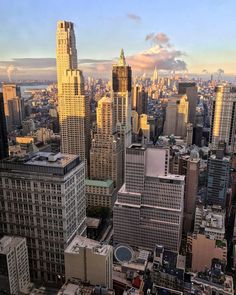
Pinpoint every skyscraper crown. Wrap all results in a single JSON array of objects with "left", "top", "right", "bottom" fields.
[{"left": 118, "top": 48, "right": 126, "bottom": 66}]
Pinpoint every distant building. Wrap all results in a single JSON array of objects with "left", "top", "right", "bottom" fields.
[
  {"left": 178, "top": 82, "right": 198, "bottom": 125},
  {"left": 114, "top": 144, "right": 185, "bottom": 251},
  {"left": 0, "top": 236, "right": 30, "bottom": 295},
  {"left": 22, "top": 119, "right": 35, "bottom": 135},
  {"left": 0, "top": 152, "right": 86, "bottom": 283},
  {"left": 206, "top": 153, "right": 230, "bottom": 208},
  {"left": 112, "top": 49, "right": 132, "bottom": 180},
  {"left": 139, "top": 114, "right": 150, "bottom": 141},
  {"left": 90, "top": 97, "right": 122, "bottom": 189},
  {"left": 65, "top": 236, "right": 113, "bottom": 289},
  {"left": 209, "top": 85, "right": 236, "bottom": 153},
  {"left": 0, "top": 93, "right": 8, "bottom": 160},
  {"left": 2, "top": 83, "right": 23, "bottom": 132},
  {"left": 163, "top": 95, "right": 189, "bottom": 138},
  {"left": 131, "top": 110, "right": 139, "bottom": 134},
  {"left": 187, "top": 233, "right": 227, "bottom": 272},
  {"left": 85, "top": 179, "right": 115, "bottom": 208}
]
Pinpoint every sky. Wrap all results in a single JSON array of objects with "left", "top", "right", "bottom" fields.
[{"left": 0, "top": 0, "right": 236, "bottom": 80}]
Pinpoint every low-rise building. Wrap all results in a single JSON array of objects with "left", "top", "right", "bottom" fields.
[
  {"left": 194, "top": 205, "right": 225, "bottom": 240},
  {"left": 85, "top": 179, "right": 115, "bottom": 208},
  {"left": 187, "top": 233, "right": 227, "bottom": 272},
  {"left": 64, "top": 236, "right": 113, "bottom": 289},
  {"left": 0, "top": 236, "right": 31, "bottom": 295}
]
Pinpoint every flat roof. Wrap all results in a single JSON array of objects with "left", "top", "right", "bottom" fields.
[
  {"left": 0, "top": 236, "right": 25, "bottom": 255},
  {"left": 65, "top": 235, "right": 112, "bottom": 256},
  {"left": 85, "top": 179, "right": 113, "bottom": 188}
]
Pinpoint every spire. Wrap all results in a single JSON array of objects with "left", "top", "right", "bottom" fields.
[{"left": 118, "top": 48, "right": 126, "bottom": 66}]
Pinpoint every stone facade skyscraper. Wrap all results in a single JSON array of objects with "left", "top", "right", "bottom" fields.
[
  {"left": 56, "top": 21, "right": 77, "bottom": 95},
  {"left": 56, "top": 21, "right": 90, "bottom": 165},
  {"left": 0, "top": 152, "right": 86, "bottom": 283},
  {"left": 90, "top": 97, "right": 122, "bottom": 189},
  {"left": 112, "top": 49, "right": 132, "bottom": 179}
]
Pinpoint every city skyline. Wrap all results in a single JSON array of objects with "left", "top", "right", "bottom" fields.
[{"left": 0, "top": 0, "right": 236, "bottom": 80}]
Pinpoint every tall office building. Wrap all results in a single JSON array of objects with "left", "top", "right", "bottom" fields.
[
  {"left": 56, "top": 21, "right": 77, "bottom": 95},
  {"left": 56, "top": 21, "right": 90, "bottom": 164},
  {"left": 2, "top": 83, "right": 22, "bottom": 132},
  {"left": 113, "top": 144, "right": 185, "bottom": 251},
  {"left": 152, "top": 67, "right": 158, "bottom": 84},
  {"left": 112, "top": 49, "right": 132, "bottom": 177},
  {"left": 90, "top": 97, "right": 122, "bottom": 188},
  {"left": 65, "top": 236, "right": 113, "bottom": 289},
  {"left": 178, "top": 82, "right": 198, "bottom": 125},
  {"left": 132, "top": 85, "right": 148, "bottom": 115},
  {"left": 139, "top": 114, "right": 150, "bottom": 141},
  {"left": 164, "top": 95, "right": 189, "bottom": 138},
  {"left": 209, "top": 85, "right": 236, "bottom": 153},
  {"left": 0, "top": 236, "right": 30, "bottom": 295},
  {"left": 0, "top": 152, "right": 86, "bottom": 283},
  {"left": 179, "top": 152, "right": 200, "bottom": 233},
  {"left": 0, "top": 93, "right": 9, "bottom": 160},
  {"left": 207, "top": 152, "right": 230, "bottom": 208},
  {"left": 58, "top": 69, "right": 90, "bottom": 162}
]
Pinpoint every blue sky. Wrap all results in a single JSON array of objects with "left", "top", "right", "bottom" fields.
[{"left": 0, "top": 0, "right": 236, "bottom": 79}]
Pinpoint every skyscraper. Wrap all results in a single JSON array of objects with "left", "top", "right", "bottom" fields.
[
  {"left": 90, "top": 96, "right": 122, "bottom": 188},
  {"left": 163, "top": 95, "right": 189, "bottom": 138},
  {"left": 209, "top": 85, "right": 236, "bottom": 153},
  {"left": 56, "top": 21, "right": 77, "bottom": 95},
  {"left": 2, "top": 83, "right": 22, "bottom": 132},
  {"left": 112, "top": 49, "right": 132, "bottom": 179},
  {"left": 0, "top": 152, "right": 86, "bottom": 283},
  {"left": 206, "top": 152, "right": 230, "bottom": 208},
  {"left": 58, "top": 69, "right": 90, "bottom": 162},
  {"left": 178, "top": 82, "right": 198, "bottom": 125},
  {"left": 113, "top": 144, "right": 185, "bottom": 251},
  {"left": 56, "top": 21, "right": 90, "bottom": 165},
  {"left": 0, "top": 93, "right": 9, "bottom": 160}
]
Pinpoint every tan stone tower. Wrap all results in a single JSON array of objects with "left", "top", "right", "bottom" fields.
[
  {"left": 56, "top": 21, "right": 90, "bottom": 167},
  {"left": 90, "top": 96, "right": 122, "bottom": 189}
]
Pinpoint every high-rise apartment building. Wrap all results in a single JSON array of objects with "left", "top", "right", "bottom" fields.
[
  {"left": 90, "top": 97, "right": 122, "bottom": 189},
  {"left": 56, "top": 21, "right": 77, "bottom": 95},
  {"left": 207, "top": 152, "right": 230, "bottom": 207},
  {"left": 164, "top": 95, "right": 189, "bottom": 138},
  {"left": 2, "top": 83, "right": 22, "bottom": 132},
  {"left": 0, "top": 236, "right": 30, "bottom": 295},
  {"left": 0, "top": 93, "right": 9, "bottom": 160},
  {"left": 112, "top": 49, "right": 132, "bottom": 179},
  {"left": 178, "top": 82, "right": 198, "bottom": 125},
  {"left": 65, "top": 235, "right": 113, "bottom": 289},
  {"left": 209, "top": 85, "right": 236, "bottom": 153},
  {"left": 0, "top": 152, "right": 86, "bottom": 283},
  {"left": 56, "top": 21, "right": 90, "bottom": 165},
  {"left": 113, "top": 144, "right": 185, "bottom": 251}
]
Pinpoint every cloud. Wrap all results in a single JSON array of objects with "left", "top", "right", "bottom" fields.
[
  {"left": 127, "top": 13, "right": 141, "bottom": 22},
  {"left": 127, "top": 45, "right": 187, "bottom": 72},
  {"left": 145, "top": 32, "right": 170, "bottom": 47}
]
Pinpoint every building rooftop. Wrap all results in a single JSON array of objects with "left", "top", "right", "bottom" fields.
[
  {"left": 158, "top": 174, "right": 185, "bottom": 182},
  {"left": 195, "top": 206, "right": 225, "bottom": 234},
  {"left": 65, "top": 235, "right": 112, "bottom": 256},
  {"left": 86, "top": 217, "right": 101, "bottom": 229},
  {"left": 0, "top": 152, "right": 81, "bottom": 176},
  {"left": 0, "top": 236, "right": 25, "bottom": 255},
  {"left": 85, "top": 179, "right": 113, "bottom": 188},
  {"left": 57, "top": 282, "right": 114, "bottom": 295}
]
